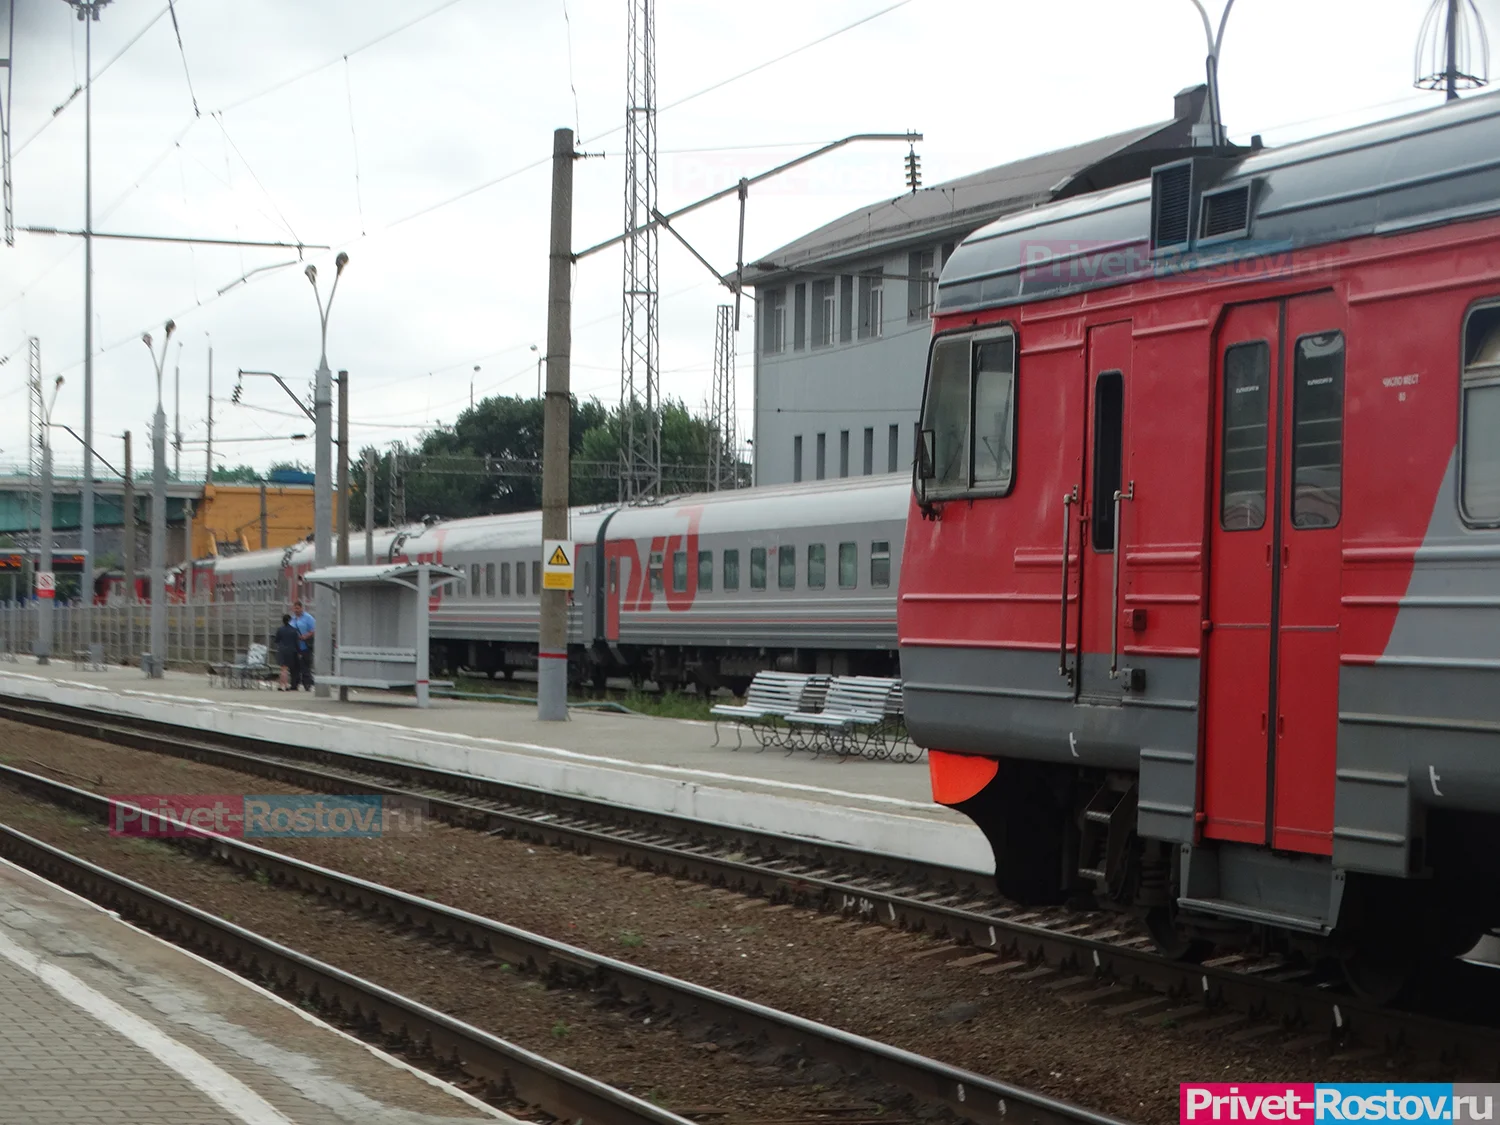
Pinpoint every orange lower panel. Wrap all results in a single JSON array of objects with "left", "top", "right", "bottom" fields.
[{"left": 928, "top": 749, "right": 999, "bottom": 806}]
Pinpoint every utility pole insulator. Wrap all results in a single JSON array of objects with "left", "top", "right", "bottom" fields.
[{"left": 905, "top": 146, "right": 922, "bottom": 193}]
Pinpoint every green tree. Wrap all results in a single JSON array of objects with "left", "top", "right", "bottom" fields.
[{"left": 211, "top": 464, "right": 261, "bottom": 484}]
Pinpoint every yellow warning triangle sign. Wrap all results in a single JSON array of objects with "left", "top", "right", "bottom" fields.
[{"left": 547, "top": 545, "right": 571, "bottom": 567}]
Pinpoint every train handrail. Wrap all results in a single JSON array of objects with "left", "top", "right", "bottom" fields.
[
  {"left": 1059, "top": 487, "right": 1077, "bottom": 682},
  {"left": 1109, "top": 481, "right": 1135, "bottom": 678}
]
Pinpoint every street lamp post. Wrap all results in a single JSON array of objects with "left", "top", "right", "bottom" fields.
[
  {"left": 36, "top": 376, "right": 65, "bottom": 665},
  {"left": 306, "top": 253, "right": 348, "bottom": 699},
  {"left": 142, "top": 320, "right": 175, "bottom": 677},
  {"left": 530, "top": 344, "right": 545, "bottom": 399}
]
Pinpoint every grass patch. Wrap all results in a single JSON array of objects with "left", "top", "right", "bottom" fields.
[
  {"left": 550, "top": 1021, "right": 572, "bottom": 1040},
  {"left": 617, "top": 930, "right": 645, "bottom": 948}
]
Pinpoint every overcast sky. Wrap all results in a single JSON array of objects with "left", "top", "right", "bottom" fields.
[{"left": 1, "top": 0, "right": 1492, "bottom": 476}]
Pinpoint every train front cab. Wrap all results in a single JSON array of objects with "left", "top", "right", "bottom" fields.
[{"left": 901, "top": 210, "right": 1500, "bottom": 991}]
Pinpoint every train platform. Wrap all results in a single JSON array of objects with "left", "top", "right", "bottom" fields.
[
  {"left": 0, "top": 855, "right": 510, "bottom": 1125},
  {"left": 0, "top": 661, "right": 992, "bottom": 874}
]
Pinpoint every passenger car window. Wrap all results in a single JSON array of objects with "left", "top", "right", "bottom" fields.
[
  {"left": 1221, "top": 341, "right": 1270, "bottom": 531},
  {"left": 698, "top": 550, "right": 713, "bottom": 592},
  {"left": 870, "top": 541, "right": 891, "bottom": 588},
  {"left": 723, "top": 549, "right": 740, "bottom": 590},
  {"left": 921, "top": 337, "right": 970, "bottom": 489},
  {"left": 672, "top": 550, "right": 687, "bottom": 593},
  {"left": 471, "top": 564, "right": 481, "bottom": 598},
  {"left": 838, "top": 542, "right": 857, "bottom": 588},
  {"left": 972, "top": 336, "right": 1016, "bottom": 489},
  {"left": 778, "top": 547, "right": 796, "bottom": 590},
  {"left": 1462, "top": 304, "right": 1500, "bottom": 525},
  {"left": 485, "top": 563, "right": 496, "bottom": 597},
  {"left": 1291, "top": 332, "right": 1345, "bottom": 529},
  {"left": 807, "top": 544, "right": 826, "bottom": 589},
  {"left": 516, "top": 561, "right": 526, "bottom": 596},
  {"left": 749, "top": 547, "right": 766, "bottom": 590},
  {"left": 532, "top": 560, "right": 541, "bottom": 594},
  {"left": 501, "top": 562, "right": 511, "bottom": 595},
  {"left": 648, "top": 551, "right": 663, "bottom": 593}
]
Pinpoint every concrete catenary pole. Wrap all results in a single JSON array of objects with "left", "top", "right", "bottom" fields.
[
  {"left": 122, "top": 431, "right": 135, "bottom": 601},
  {"left": 37, "top": 378, "right": 61, "bottom": 664},
  {"left": 205, "top": 343, "right": 213, "bottom": 481},
  {"left": 258, "top": 482, "right": 267, "bottom": 550},
  {"left": 307, "top": 254, "right": 348, "bottom": 699},
  {"left": 144, "top": 321, "right": 174, "bottom": 677},
  {"left": 364, "top": 448, "right": 375, "bottom": 564},
  {"left": 336, "top": 369, "right": 350, "bottom": 702},
  {"left": 538, "top": 126, "right": 573, "bottom": 722}
]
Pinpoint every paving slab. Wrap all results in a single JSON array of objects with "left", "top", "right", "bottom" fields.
[
  {"left": 0, "top": 662, "right": 993, "bottom": 874},
  {"left": 0, "top": 856, "right": 511, "bottom": 1125}
]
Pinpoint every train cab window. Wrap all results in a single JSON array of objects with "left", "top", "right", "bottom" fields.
[
  {"left": 698, "top": 550, "right": 713, "bottom": 592},
  {"left": 870, "top": 541, "right": 891, "bottom": 588},
  {"left": 501, "top": 562, "right": 511, "bottom": 596},
  {"left": 807, "top": 544, "right": 826, "bottom": 589},
  {"left": 723, "top": 549, "right": 740, "bottom": 590},
  {"left": 532, "top": 560, "right": 541, "bottom": 594},
  {"left": 1091, "top": 371, "right": 1124, "bottom": 551},
  {"left": 1461, "top": 304, "right": 1500, "bottom": 525},
  {"left": 972, "top": 337, "right": 1017, "bottom": 489},
  {"left": 648, "top": 551, "right": 664, "bottom": 592},
  {"left": 1291, "top": 332, "right": 1345, "bottom": 529},
  {"left": 921, "top": 337, "right": 970, "bottom": 490},
  {"left": 471, "top": 564, "right": 481, "bottom": 598},
  {"left": 516, "top": 561, "right": 526, "bottom": 597},
  {"left": 1221, "top": 342, "right": 1271, "bottom": 531},
  {"left": 838, "top": 542, "right": 857, "bottom": 588},
  {"left": 778, "top": 547, "right": 796, "bottom": 590},
  {"left": 485, "top": 563, "right": 496, "bottom": 598},
  {"left": 672, "top": 550, "right": 688, "bottom": 593},
  {"left": 749, "top": 547, "right": 766, "bottom": 590}
]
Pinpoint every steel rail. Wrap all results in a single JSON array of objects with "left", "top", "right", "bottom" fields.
[
  {"left": 0, "top": 762, "right": 1124, "bottom": 1125},
  {"left": 0, "top": 819, "right": 695, "bottom": 1125},
  {"left": 4, "top": 695, "right": 1500, "bottom": 1070}
]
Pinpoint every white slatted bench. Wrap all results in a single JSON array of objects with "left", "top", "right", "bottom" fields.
[
  {"left": 782, "top": 676, "right": 896, "bottom": 758},
  {"left": 208, "top": 643, "right": 278, "bottom": 689},
  {"left": 711, "top": 671, "right": 830, "bottom": 750}
]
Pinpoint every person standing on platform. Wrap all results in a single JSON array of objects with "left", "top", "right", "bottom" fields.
[
  {"left": 290, "top": 599, "right": 316, "bottom": 691},
  {"left": 273, "top": 614, "right": 300, "bottom": 691}
]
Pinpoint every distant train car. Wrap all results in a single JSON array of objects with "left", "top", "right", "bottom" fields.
[{"left": 899, "top": 91, "right": 1500, "bottom": 994}]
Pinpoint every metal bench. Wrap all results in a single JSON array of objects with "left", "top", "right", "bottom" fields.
[
  {"left": 710, "top": 671, "right": 831, "bottom": 750},
  {"left": 781, "top": 676, "right": 894, "bottom": 758},
  {"left": 208, "top": 643, "right": 278, "bottom": 689}
]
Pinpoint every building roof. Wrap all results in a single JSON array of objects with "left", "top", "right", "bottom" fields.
[{"left": 747, "top": 87, "right": 1210, "bottom": 286}]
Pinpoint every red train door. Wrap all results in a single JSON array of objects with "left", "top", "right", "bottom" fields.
[
  {"left": 1202, "top": 293, "right": 1343, "bottom": 854},
  {"left": 1077, "top": 321, "right": 1132, "bottom": 699}
]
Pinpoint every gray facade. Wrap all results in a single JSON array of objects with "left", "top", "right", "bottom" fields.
[{"left": 748, "top": 87, "right": 1211, "bottom": 486}]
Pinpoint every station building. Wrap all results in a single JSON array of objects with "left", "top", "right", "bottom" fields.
[{"left": 746, "top": 86, "right": 1213, "bottom": 486}]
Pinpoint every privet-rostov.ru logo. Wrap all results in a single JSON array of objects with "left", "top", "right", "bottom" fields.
[
  {"left": 109, "top": 794, "right": 427, "bottom": 837},
  {"left": 1182, "top": 1086, "right": 1497, "bottom": 1123}
]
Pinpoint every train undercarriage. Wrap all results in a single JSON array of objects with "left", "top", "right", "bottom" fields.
[{"left": 949, "top": 759, "right": 1500, "bottom": 1002}]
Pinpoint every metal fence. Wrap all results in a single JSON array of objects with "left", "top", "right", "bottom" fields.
[{"left": 0, "top": 602, "right": 283, "bottom": 669}]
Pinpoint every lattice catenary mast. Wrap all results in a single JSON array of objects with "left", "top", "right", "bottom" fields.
[
  {"left": 709, "top": 304, "right": 737, "bottom": 490},
  {"left": 619, "top": 0, "right": 660, "bottom": 500},
  {"left": 26, "top": 337, "right": 42, "bottom": 541},
  {"left": 1, "top": 0, "right": 14, "bottom": 246}
]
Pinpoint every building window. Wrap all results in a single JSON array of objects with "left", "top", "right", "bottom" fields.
[
  {"left": 1220, "top": 341, "right": 1271, "bottom": 531},
  {"left": 815, "top": 433, "right": 826, "bottom": 480},
  {"left": 908, "top": 249, "right": 936, "bottom": 321},
  {"left": 870, "top": 541, "right": 891, "bottom": 588},
  {"left": 863, "top": 427, "right": 874, "bottom": 475},
  {"left": 793, "top": 283, "right": 807, "bottom": 351},
  {"left": 1291, "top": 332, "right": 1345, "bottom": 529},
  {"left": 648, "top": 550, "right": 663, "bottom": 593},
  {"left": 888, "top": 424, "right": 900, "bottom": 473},
  {"left": 750, "top": 547, "right": 767, "bottom": 590},
  {"left": 839, "top": 276, "right": 854, "bottom": 343},
  {"left": 972, "top": 335, "right": 1017, "bottom": 491},
  {"left": 1462, "top": 304, "right": 1500, "bottom": 524},
  {"left": 793, "top": 435, "right": 803, "bottom": 483},
  {"left": 778, "top": 546, "right": 796, "bottom": 590},
  {"left": 858, "top": 270, "right": 884, "bottom": 339},
  {"left": 485, "top": 563, "right": 496, "bottom": 597},
  {"left": 672, "top": 549, "right": 688, "bottom": 592},
  {"left": 723, "top": 548, "right": 740, "bottom": 591},
  {"left": 941, "top": 241, "right": 956, "bottom": 266},
  {"left": 839, "top": 430, "right": 849, "bottom": 478},
  {"left": 697, "top": 550, "right": 713, "bottom": 592},
  {"left": 838, "top": 542, "right": 857, "bottom": 588},
  {"left": 812, "top": 279, "right": 835, "bottom": 347},
  {"left": 807, "top": 543, "right": 826, "bottom": 589},
  {"left": 762, "top": 287, "right": 786, "bottom": 355}
]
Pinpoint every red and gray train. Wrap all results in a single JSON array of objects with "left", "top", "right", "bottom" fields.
[
  {"left": 203, "top": 475, "right": 906, "bottom": 693},
  {"left": 902, "top": 89, "right": 1500, "bottom": 990}
]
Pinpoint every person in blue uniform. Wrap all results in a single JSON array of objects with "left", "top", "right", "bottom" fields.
[{"left": 289, "top": 599, "right": 316, "bottom": 690}]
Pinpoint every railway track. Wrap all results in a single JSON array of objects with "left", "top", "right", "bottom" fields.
[
  {"left": 2, "top": 693, "right": 1499, "bottom": 1073},
  {"left": 0, "top": 762, "right": 1120, "bottom": 1125}
]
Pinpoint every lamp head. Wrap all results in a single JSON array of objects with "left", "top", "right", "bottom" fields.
[
  {"left": 305, "top": 264, "right": 317, "bottom": 285},
  {"left": 164, "top": 319, "right": 176, "bottom": 339},
  {"left": 53, "top": 376, "right": 64, "bottom": 389},
  {"left": 141, "top": 332, "right": 152, "bottom": 349},
  {"left": 334, "top": 252, "right": 349, "bottom": 274},
  {"left": 530, "top": 344, "right": 539, "bottom": 353}
]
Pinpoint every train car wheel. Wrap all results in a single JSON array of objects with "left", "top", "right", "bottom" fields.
[{"left": 1143, "top": 905, "right": 1211, "bottom": 963}]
